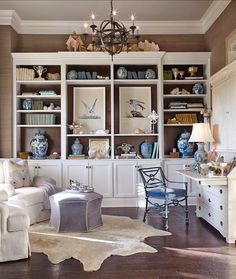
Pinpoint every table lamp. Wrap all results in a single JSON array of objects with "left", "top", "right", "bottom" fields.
[{"left": 188, "top": 123, "right": 214, "bottom": 172}]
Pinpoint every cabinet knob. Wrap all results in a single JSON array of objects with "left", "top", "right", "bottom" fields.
[
  {"left": 208, "top": 213, "right": 211, "bottom": 217},
  {"left": 208, "top": 198, "right": 211, "bottom": 203},
  {"left": 220, "top": 189, "right": 223, "bottom": 194},
  {"left": 86, "top": 166, "right": 89, "bottom": 169},
  {"left": 208, "top": 185, "right": 211, "bottom": 188},
  {"left": 135, "top": 165, "right": 140, "bottom": 169},
  {"left": 220, "top": 221, "right": 223, "bottom": 226},
  {"left": 198, "top": 206, "right": 201, "bottom": 210},
  {"left": 220, "top": 205, "right": 223, "bottom": 210},
  {"left": 198, "top": 193, "right": 201, "bottom": 198}
]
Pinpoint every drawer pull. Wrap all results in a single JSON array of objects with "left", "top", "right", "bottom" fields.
[
  {"left": 198, "top": 193, "right": 201, "bottom": 198},
  {"left": 198, "top": 206, "right": 201, "bottom": 210},
  {"left": 208, "top": 185, "right": 211, "bottom": 188},
  {"left": 208, "top": 198, "right": 211, "bottom": 203},
  {"left": 208, "top": 213, "right": 211, "bottom": 217},
  {"left": 220, "top": 221, "right": 223, "bottom": 226},
  {"left": 220, "top": 189, "right": 223, "bottom": 194},
  {"left": 220, "top": 205, "right": 223, "bottom": 210}
]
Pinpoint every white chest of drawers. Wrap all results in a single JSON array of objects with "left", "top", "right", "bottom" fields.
[{"left": 178, "top": 169, "right": 236, "bottom": 243}]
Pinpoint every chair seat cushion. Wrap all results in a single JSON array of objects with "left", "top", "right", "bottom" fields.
[
  {"left": 7, "top": 204, "right": 30, "bottom": 232},
  {"left": 147, "top": 187, "right": 186, "bottom": 199},
  {"left": 8, "top": 187, "right": 44, "bottom": 207}
]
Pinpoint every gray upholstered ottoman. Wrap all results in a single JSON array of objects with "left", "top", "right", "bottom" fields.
[{"left": 49, "top": 191, "right": 103, "bottom": 232}]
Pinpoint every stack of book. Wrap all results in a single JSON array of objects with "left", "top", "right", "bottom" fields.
[
  {"left": 169, "top": 102, "right": 187, "bottom": 109},
  {"left": 39, "top": 90, "right": 57, "bottom": 96},
  {"left": 68, "top": 154, "right": 86, "bottom": 160},
  {"left": 120, "top": 152, "right": 136, "bottom": 159},
  {"left": 187, "top": 103, "right": 204, "bottom": 109},
  {"left": 185, "top": 76, "right": 204, "bottom": 80}
]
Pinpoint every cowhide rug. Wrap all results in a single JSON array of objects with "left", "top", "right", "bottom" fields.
[{"left": 28, "top": 215, "right": 170, "bottom": 272}]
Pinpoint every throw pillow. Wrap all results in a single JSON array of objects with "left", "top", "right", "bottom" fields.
[{"left": 5, "top": 160, "right": 32, "bottom": 188}]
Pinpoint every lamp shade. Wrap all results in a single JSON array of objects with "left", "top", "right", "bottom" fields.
[{"left": 188, "top": 123, "right": 214, "bottom": 143}]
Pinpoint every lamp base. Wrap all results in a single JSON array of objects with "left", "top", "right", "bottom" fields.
[{"left": 192, "top": 142, "right": 208, "bottom": 173}]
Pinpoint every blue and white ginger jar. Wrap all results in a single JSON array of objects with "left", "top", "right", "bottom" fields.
[
  {"left": 30, "top": 130, "right": 48, "bottom": 159},
  {"left": 22, "top": 98, "right": 33, "bottom": 110},
  {"left": 140, "top": 140, "right": 153, "bottom": 158},
  {"left": 71, "top": 138, "right": 83, "bottom": 155},
  {"left": 177, "top": 130, "right": 194, "bottom": 158}
]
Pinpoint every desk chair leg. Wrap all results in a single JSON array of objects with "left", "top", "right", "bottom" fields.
[
  {"left": 163, "top": 200, "right": 169, "bottom": 230},
  {"left": 143, "top": 197, "right": 148, "bottom": 222},
  {"left": 185, "top": 194, "right": 189, "bottom": 224}
]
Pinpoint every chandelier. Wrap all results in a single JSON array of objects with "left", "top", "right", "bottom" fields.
[{"left": 85, "top": 0, "right": 139, "bottom": 56}]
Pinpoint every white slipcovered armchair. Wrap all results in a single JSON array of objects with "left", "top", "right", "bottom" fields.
[{"left": 0, "top": 189, "right": 30, "bottom": 262}]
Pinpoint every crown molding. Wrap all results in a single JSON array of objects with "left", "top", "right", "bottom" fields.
[
  {"left": 201, "top": 0, "right": 231, "bottom": 33},
  {"left": 0, "top": 1, "right": 231, "bottom": 35}
]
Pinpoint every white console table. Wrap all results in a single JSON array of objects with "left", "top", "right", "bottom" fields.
[{"left": 177, "top": 169, "right": 236, "bottom": 243}]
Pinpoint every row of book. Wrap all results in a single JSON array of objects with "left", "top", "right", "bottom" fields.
[
  {"left": 16, "top": 68, "right": 35, "bottom": 81},
  {"left": 25, "top": 114, "right": 56, "bottom": 125}
]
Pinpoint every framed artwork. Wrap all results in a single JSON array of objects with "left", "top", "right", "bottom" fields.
[
  {"left": 88, "top": 138, "right": 110, "bottom": 159},
  {"left": 226, "top": 28, "right": 236, "bottom": 64},
  {"left": 119, "top": 87, "right": 151, "bottom": 134},
  {"left": 73, "top": 87, "right": 105, "bottom": 133}
]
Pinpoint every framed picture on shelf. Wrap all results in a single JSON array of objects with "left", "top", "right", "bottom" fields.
[
  {"left": 119, "top": 87, "right": 151, "bottom": 134},
  {"left": 88, "top": 138, "right": 110, "bottom": 159},
  {"left": 226, "top": 28, "right": 236, "bottom": 64},
  {"left": 73, "top": 87, "right": 105, "bottom": 134}
]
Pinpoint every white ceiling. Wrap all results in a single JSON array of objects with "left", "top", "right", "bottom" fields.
[
  {"left": 0, "top": 0, "right": 231, "bottom": 34},
  {"left": 0, "top": 0, "right": 213, "bottom": 21}
]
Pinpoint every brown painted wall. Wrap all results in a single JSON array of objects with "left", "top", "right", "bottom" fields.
[
  {"left": 0, "top": 26, "right": 18, "bottom": 157},
  {"left": 16, "top": 34, "right": 207, "bottom": 52},
  {"left": 205, "top": 1, "right": 236, "bottom": 75}
]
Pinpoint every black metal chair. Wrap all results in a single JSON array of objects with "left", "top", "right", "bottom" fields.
[{"left": 138, "top": 166, "right": 189, "bottom": 230}]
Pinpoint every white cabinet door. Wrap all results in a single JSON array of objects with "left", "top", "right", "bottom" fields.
[
  {"left": 28, "top": 160, "right": 62, "bottom": 187},
  {"left": 88, "top": 162, "right": 113, "bottom": 197},
  {"left": 113, "top": 161, "right": 137, "bottom": 198},
  {"left": 63, "top": 161, "right": 88, "bottom": 189}
]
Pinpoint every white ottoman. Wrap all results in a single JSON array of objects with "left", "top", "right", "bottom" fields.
[{"left": 49, "top": 191, "right": 103, "bottom": 232}]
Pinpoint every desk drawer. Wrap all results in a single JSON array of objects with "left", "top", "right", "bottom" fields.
[
  {"left": 196, "top": 200, "right": 227, "bottom": 237},
  {"left": 200, "top": 188, "right": 227, "bottom": 215},
  {"left": 203, "top": 184, "right": 227, "bottom": 200}
]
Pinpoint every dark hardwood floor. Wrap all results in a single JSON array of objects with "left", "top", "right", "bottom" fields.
[{"left": 0, "top": 206, "right": 236, "bottom": 279}]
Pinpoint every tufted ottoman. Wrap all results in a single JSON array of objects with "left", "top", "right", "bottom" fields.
[{"left": 49, "top": 191, "right": 103, "bottom": 232}]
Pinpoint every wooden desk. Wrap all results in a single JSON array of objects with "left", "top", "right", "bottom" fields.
[{"left": 177, "top": 169, "right": 236, "bottom": 244}]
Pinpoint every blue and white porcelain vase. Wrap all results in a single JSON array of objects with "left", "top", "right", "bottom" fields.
[
  {"left": 117, "top": 67, "right": 127, "bottom": 79},
  {"left": 140, "top": 140, "right": 153, "bottom": 158},
  {"left": 177, "top": 130, "right": 194, "bottom": 158},
  {"left": 22, "top": 98, "right": 33, "bottom": 110},
  {"left": 30, "top": 130, "right": 48, "bottom": 159},
  {"left": 71, "top": 138, "right": 83, "bottom": 155}
]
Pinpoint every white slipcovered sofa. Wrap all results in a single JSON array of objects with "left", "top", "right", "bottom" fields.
[{"left": 0, "top": 159, "right": 60, "bottom": 262}]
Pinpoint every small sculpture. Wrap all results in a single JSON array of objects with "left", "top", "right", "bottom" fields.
[
  {"left": 67, "top": 121, "right": 84, "bottom": 134},
  {"left": 117, "top": 143, "right": 133, "bottom": 154},
  {"left": 47, "top": 73, "right": 60, "bottom": 80},
  {"left": 170, "top": 88, "right": 190, "bottom": 95},
  {"left": 148, "top": 110, "right": 158, "bottom": 133},
  {"left": 66, "top": 31, "right": 85, "bottom": 51},
  {"left": 138, "top": 40, "right": 160, "bottom": 51}
]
